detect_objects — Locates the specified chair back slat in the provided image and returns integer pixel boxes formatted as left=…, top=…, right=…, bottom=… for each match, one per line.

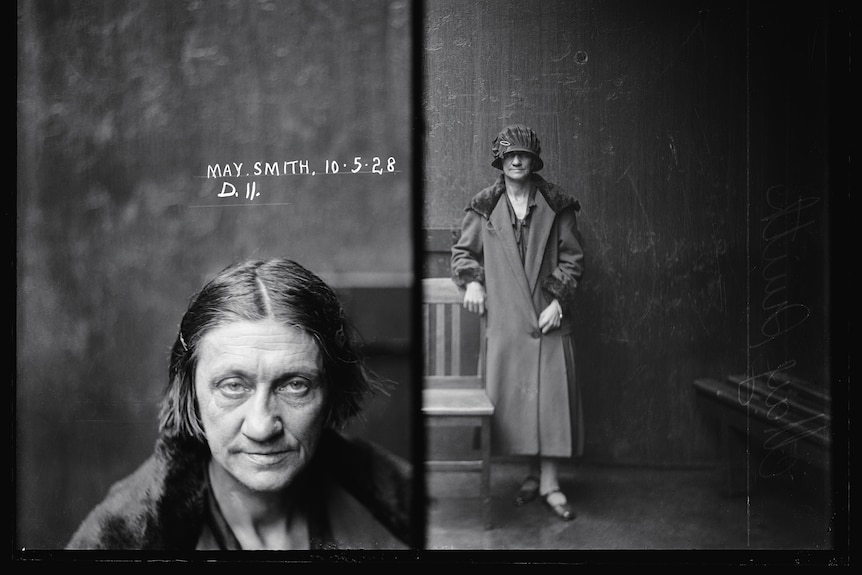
left=450, top=301, right=461, bottom=375
left=434, top=302, right=446, bottom=375
left=422, top=278, right=484, bottom=384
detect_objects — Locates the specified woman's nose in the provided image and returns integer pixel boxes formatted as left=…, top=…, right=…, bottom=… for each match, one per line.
left=241, top=392, right=283, bottom=442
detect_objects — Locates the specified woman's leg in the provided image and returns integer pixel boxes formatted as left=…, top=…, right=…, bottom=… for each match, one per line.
left=514, top=457, right=541, bottom=506
left=540, top=457, right=575, bottom=520
left=539, top=457, right=560, bottom=496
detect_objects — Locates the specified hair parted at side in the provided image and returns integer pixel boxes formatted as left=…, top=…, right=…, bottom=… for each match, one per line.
left=158, top=258, right=375, bottom=445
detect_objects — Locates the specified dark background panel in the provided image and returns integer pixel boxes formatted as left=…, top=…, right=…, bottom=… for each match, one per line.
left=423, top=0, right=834, bottom=470
left=16, top=0, right=414, bottom=549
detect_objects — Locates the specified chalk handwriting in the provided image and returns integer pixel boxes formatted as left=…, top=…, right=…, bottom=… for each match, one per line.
left=218, top=181, right=259, bottom=201
left=324, top=156, right=397, bottom=175
left=750, top=185, right=819, bottom=349
left=254, top=160, right=310, bottom=176
left=735, top=360, right=794, bottom=407
left=207, top=162, right=244, bottom=179
left=758, top=359, right=828, bottom=477
left=206, top=157, right=397, bottom=179
left=760, top=413, right=828, bottom=477
left=739, top=184, right=825, bottom=479
left=205, top=157, right=398, bottom=202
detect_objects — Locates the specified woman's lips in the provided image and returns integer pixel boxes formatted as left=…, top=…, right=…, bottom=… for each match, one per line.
left=243, top=450, right=291, bottom=466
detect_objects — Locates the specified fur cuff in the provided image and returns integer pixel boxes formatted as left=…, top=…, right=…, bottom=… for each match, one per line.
left=452, top=267, right=484, bottom=288
left=541, top=274, right=578, bottom=312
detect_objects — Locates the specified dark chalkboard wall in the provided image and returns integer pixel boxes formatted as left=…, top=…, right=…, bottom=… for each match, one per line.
left=17, top=0, right=413, bottom=549
left=422, top=0, right=836, bottom=469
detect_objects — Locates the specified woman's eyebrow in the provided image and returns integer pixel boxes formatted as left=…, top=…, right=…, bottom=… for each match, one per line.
left=205, top=364, right=321, bottom=380
left=272, top=367, right=323, bottom=382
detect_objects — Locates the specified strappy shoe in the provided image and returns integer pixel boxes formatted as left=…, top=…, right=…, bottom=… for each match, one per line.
left=513, top=476, right=540, bottom=506
left=542, top=489, right=576, bottom=521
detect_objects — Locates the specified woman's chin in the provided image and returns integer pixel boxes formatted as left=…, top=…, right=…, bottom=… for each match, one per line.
left=220, top=457, right=306, bottom=495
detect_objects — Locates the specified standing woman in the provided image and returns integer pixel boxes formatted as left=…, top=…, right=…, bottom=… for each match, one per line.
left=451, top=125, right=585, bottom=521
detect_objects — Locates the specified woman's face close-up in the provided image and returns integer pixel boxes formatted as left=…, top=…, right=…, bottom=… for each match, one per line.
left=502, top=152, right=533, bottom=181
left=194, top=318, right=328, bottom=495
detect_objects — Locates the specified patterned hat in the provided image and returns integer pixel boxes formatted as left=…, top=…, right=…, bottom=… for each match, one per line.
left=491, top=124, right=544, bottom=172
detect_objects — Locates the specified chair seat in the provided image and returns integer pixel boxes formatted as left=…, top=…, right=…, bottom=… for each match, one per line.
left=422, top=388, right=494, bottom=416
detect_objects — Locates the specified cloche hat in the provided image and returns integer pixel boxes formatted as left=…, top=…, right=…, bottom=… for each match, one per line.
left=491, top=124, right=544, bottom=172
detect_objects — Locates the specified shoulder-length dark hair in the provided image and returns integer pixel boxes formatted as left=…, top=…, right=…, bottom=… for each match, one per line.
left=158, top=258, right=374, bottom=444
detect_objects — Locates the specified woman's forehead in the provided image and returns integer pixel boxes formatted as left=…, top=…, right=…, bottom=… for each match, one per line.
left=196, top=319, right=321, bottom=365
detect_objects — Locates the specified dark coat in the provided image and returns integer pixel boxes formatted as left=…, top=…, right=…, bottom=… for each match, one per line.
left=66, top=429, right=414, bottom=550
left=452, top=173, right=584, bottom=457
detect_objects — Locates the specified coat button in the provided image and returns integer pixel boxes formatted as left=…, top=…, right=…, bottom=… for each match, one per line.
left=530, top=330, right=541, bottom=339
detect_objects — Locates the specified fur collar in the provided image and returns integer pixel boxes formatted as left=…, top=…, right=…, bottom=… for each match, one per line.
left=467, top=173, right=581, bottom=219
left=67, top=430, right=414, bottom=550
left=65, top=435, right=210, bottom=550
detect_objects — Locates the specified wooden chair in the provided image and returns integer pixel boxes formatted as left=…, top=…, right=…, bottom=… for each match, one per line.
left=422, top=277, right=494, bottom=530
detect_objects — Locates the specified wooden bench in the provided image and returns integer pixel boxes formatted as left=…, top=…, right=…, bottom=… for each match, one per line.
left=693, top=373, right=830, bottom=495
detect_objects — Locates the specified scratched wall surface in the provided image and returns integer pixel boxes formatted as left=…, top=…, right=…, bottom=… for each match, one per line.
left=423, top=0, right=834, bottom=468
left=17, top=0, right=413, bottom=549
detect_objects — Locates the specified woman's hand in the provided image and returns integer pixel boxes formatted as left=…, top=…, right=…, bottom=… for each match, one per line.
left=538, top=299, right=563, bottom=334
left=463, top=281, right=487, bottom=316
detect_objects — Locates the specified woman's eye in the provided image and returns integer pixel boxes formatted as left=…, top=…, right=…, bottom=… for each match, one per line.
left=217, top=379, right=249, bottom=397
left=278, top=377, right=313, bottom=396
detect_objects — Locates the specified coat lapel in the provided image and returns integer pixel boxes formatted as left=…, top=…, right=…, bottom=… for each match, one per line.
left=488, top=197, right=533, bottom=306
left=524, top=191, right=554, bottom=295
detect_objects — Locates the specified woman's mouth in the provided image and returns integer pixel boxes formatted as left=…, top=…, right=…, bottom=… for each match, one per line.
left=243, top=450, right=291, bottom=466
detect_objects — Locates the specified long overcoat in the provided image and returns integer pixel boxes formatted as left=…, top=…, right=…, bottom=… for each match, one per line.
left=451, top=173, right=584, bottom=458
